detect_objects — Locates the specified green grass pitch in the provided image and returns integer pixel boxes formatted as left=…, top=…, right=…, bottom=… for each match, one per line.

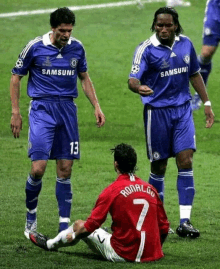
left=0, top=0, right=220, bottom=268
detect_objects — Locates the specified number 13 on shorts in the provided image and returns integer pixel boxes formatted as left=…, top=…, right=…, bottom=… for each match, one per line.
left=70, top=141, right=79, bottom=155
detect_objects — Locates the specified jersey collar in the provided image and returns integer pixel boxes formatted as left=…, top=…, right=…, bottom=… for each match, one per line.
left=42, top=31, right=72, bottom=46
left=116, top=173, right=136, bottom=182
left=150, top=33, right=180, bottom=48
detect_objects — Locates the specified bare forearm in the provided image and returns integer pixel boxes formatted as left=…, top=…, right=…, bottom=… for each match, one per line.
left=190, top=72, right=209, bottom=103
left=128, top=78, right=141, bottom=94
left=80, top=73, right=100, bottom=108
left=128, top=78, right=154, bottom=96
left=10, top=74, right=22, bottom=114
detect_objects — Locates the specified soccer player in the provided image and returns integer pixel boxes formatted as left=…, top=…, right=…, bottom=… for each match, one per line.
left=10, top=7, right=105, bottom=239
left=29, top=143, right=169, bottom=263
left=128, top=7, right=214, bottom=238
left=192, top=0, right=220, bottom=110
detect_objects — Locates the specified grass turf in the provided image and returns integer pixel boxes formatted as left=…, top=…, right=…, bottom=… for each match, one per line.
left=1, top=0, right=220, bottom=268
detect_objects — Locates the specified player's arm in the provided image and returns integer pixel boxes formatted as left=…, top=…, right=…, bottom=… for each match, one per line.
left=66, top=220, right=91, bottom=242
left=10, top=74, right=23, bottom=138
left=128, top=78, right=154, bottom=96
left=78, top=71, right=105, bottom=127
left=190, top=72, right=214, bottom=128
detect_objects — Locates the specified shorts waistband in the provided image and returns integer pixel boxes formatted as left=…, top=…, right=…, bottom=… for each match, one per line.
left=32, top=96, right=74, bottom=102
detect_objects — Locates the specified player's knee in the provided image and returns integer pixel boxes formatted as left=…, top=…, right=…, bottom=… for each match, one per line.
left=31, top=167, right=46, bottom=178
left=177, top=157, right=193, bottom=170
left=201, top=47, right=215, bottom=61
left=151, top=160, right=167, bottom=175
left=57, top=166, right=72, bottom=178
left=57, top=160, right=73, bottom=178
left=31, top=160, right=47, bottom=178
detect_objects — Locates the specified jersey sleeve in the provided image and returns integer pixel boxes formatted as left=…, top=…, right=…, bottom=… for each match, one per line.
left=189, top=41, right=200, bottom=76
left=84, top=186, right=114, bottom=233
left=11, top=39, right=36, bottom=76
left=77, top=45, right=88, bottom=73
left=129, top=43, right=149, bottom=81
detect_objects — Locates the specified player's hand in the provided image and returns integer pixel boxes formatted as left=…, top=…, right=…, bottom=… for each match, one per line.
left=204, top=106, right=214, bottom=128
left=66, top=233, right=74, bottom=243
left=94, top=104, right=105, bottom=128
left=11, top=113, right=22, bottom=138
left=137, top=85, right=154, bottom=96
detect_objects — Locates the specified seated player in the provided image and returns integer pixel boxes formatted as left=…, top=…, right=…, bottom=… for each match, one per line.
left=30, top=143, right=169, bottom=263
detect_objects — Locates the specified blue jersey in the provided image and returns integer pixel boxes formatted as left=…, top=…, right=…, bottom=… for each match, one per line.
left=129, top=34, right=200, bottom=107
left=12, top=32, right=87, bottom=98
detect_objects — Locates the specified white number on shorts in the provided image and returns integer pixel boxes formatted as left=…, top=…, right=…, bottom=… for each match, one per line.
left=70, top=142, right=78, bottom=155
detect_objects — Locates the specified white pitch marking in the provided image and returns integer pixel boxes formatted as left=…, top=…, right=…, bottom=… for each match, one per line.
left=0, top=1, right=163, bottom=18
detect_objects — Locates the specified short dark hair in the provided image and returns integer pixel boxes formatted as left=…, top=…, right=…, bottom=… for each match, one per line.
left=151, top=7, right=183, bottom=35
left=50, top=7, right=75, bottom=28
left=111, top=143, right=137, bottom=174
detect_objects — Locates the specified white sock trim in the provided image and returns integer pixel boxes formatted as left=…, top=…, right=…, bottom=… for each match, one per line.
left=59, top=217, right=70, bottom=223
left=27, top=208, right=37, bottom=214
left=180, top=205, right=192, bottom=220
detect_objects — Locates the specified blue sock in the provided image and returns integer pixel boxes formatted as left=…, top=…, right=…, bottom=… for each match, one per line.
left=198, top=55, right=212, bottom=85
left=149, top=172, right=165, bottom=202
left=56, top=177, right=72, bottom=232
left=177, top=169, right=195, bottom=224
left=25, top=174, right=42, bottom=221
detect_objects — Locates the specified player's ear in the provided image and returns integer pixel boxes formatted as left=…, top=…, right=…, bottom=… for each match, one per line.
left=114, top=161, right=119, bottom=172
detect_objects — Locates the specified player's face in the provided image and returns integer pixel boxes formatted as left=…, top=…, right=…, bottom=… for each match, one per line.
left=51, top=23, right=73, bottom=48
left=154, top=14, right=177, bottom=47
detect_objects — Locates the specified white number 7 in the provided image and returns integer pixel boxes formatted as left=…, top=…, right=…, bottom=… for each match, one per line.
left=133, top=199, right=149, bottom=262
left=133, top=199, right=149, bottom=231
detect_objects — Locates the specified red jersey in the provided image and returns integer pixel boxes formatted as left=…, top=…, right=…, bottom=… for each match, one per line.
left=84, top=174, right=169, bottom=262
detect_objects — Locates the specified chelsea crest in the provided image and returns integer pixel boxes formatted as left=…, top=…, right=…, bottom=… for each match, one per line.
left=70, top=58, right=78, bottom=68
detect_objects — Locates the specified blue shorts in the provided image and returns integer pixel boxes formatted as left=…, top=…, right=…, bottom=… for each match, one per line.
left=203, top=0, right=220, bottom=46
left=28, top=97, right=80, bottom=161
left=143, top=102, right=196, bottom=162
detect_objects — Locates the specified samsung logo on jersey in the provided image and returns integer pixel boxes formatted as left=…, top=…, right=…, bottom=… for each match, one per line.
left=160, top=66, right=188, bottom=77
left=42, top=69, right=75, bottom=76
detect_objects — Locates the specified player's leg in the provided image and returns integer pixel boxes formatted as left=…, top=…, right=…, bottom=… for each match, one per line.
left=29, top=224, right=80, bottom=251
left=46, top=224, right=80, bottom=250
left=56, top=159, right=74, bottom=232
left=52, top=101, right=80, bottom=232
left=173, top=102, right=199, bottom=238
left=25, top=100, right=55, bottom=239
left=144, top=105, right=171, bottom=203
left=175, top=149, right=199, bottom=238
left=199, top=45, right=216, bottom=85
left=150, top=159, right=168, bottom=203
left=192, top=0, right=220, bottom=110
left=144, top=106, right=174, bottom=233
left=24, top=160, right=47, bottom=239
left=192, top=45, right=216, bottom=110
left=82, top=228, right=126, bottom=262
left=176, top=149, right=195, bottom=224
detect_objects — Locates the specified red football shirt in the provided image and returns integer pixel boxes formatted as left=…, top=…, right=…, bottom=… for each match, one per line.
left=84, top=174, right=169, bottom=262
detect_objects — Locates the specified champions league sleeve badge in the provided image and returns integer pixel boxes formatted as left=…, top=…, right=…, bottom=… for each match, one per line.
left=131, top=64, right=140, bottom=74
left=70, top=58, right=78, bottom=68
left=15, top=58, right=23, bottom=68
left=183, top=54, right=190, bottom=64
